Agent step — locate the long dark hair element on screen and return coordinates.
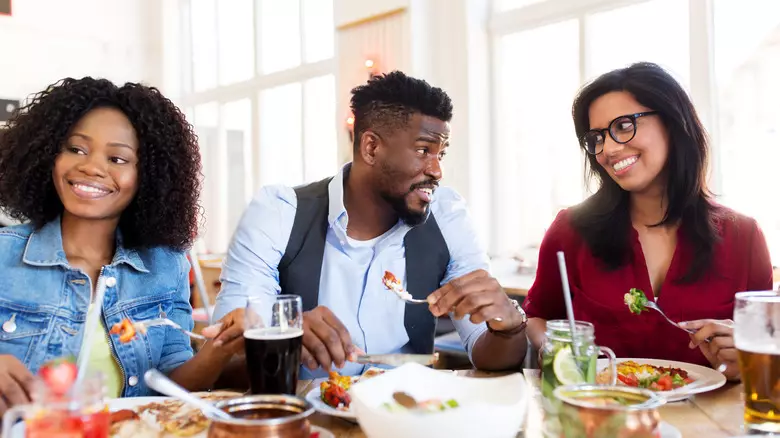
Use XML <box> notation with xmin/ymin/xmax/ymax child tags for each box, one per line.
<box><xmin>569</xmin><ymin>62</ymin><xmax>722</xmax><ymax>282</ymax></box>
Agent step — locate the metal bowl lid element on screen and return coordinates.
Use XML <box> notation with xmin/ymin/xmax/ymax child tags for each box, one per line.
<box><xmin>553</xmin><ymin>384</ymin><xmax>666</xmax><ymax>411</ymax></box>
<box><xmin>209</xmin><ymin>394</ymin><xmax>315</xmax><ymax>427</ymax></box>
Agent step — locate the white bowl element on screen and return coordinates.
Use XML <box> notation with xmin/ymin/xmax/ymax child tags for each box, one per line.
<box><xmin>350</xmin><ymin>363</ymin><xmax>527</xmax><ymax>438</ymax></box>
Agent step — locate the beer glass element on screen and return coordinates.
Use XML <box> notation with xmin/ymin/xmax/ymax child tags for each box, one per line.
<box><xmin>244</xmin><ymin>295</ymin><xmax>303</xmax><ymax>395</ymax></box>
<box><xmin>734</xmin><ymin>291</ymin><xmax>780</xmax><ymax>434</ymax></box>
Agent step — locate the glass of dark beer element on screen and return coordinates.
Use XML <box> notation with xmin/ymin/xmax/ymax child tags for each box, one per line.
<box><xmin>244</xmin><ymin>295</ymin><xmax>303</xmax><ymax>395</ymax></box>
<box><xmin>734</xmin><ymin>291</ymin><xmax>780</xmax><ymax>434</ymax></box>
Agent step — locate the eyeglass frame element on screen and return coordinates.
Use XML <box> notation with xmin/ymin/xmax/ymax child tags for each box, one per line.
<box><xmin>580</xmin><ymin>111</ymin><xmax>659</xmax><ymax>155</ymax></box>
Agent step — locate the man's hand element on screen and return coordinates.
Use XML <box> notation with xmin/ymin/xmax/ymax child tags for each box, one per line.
<box><xmin>205</xmin><ymin>306</ymin><xmax>360</xmax><ymax>372</ymax></box>
<box><xmin>301</xmin><ymin>306</ymin><xmax>357</xmax><ymax>371</ymax></box>
<box><xmin>427</xmin><ymin>270</ymin><xmax>523</xmax><ymax>332</ymax></box>
<box><xmin>0</xmin><ymin>355</ymin><xmax>34</xmax><ymax>416</ymax></box>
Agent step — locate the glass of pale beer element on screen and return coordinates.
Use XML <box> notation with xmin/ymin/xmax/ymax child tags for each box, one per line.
<box><xmin>734</xmin><ymin>291</ymin><xmax>780</xmax><ymax>434</ymax></box>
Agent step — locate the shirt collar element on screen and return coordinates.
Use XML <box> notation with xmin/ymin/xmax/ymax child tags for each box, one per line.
<box><xmin>23</xmin><ymin>217</ymin><xmax>149</xmax><ymax>273</ymax></box>
<box><xmin>327</xmin><ymin>162</ymin><xmax>350</xmax><ymax>229</ymax></box>
<box><xmin>328</xmin><ymin>162</ymin><xmax>416</xmax><ymax>238</ymax></box>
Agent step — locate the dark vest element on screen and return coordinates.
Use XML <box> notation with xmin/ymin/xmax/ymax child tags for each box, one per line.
<box><xmin>278</xmin><ymin>177</ymin><xmax>450</xmax><ymax>354</ymax></box>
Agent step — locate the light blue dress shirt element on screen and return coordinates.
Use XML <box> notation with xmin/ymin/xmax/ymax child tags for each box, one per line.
<box><xmin>213</xmin><ymin>164</ymin><xmax>490</xmax><ymax>377</ymax></box>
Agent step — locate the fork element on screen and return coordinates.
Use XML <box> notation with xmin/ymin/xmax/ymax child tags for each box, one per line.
<box><xmin>644</xmin><ymin>301</ymin><xmax>725</xmax><ymax>344</ymax></box>
<box><xmin>133</xmin><ymin>318</ymin><xmax>208</xmax><ymax>341</ymax></box>
<box><xmin>381</xmin><ymin>277</ymin><xmax>505</xmax><ymax>322</ymax></box>
<box><xmin>382</xmin><ymin>278</ymin><xmax>428</xmax><ymax>304</ymax></box>
<box><xmin>644</xmin><ymin>301</ymin><xmax>696</xmax><ymax>335</ymax></box>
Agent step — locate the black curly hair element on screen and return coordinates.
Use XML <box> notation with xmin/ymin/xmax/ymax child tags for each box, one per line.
<box><xmin>350</xmin><ymin>71</ymin><xmax>453</xmax><ymax>152</ymax></box>
<box><xmin>0</xmin><ymin>77</ymin><xmax>202</xmax><ymax>251</ymax></box>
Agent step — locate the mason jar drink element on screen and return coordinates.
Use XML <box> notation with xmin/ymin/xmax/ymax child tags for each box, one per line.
<box><xmin>540</xmin><ymin>320</ymin><xmax>617</xmax><ymax>400</ymax></box>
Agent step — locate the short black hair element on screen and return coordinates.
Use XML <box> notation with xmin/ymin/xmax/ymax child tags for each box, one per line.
<box><xmin>0</xmin><ymin>77</ymin><xmax>202</xmax><ymax>251</ymax></box>
<box><xmin>570</xmin><ymin>62</ymin><xmax>720</xmax><ymax>282</ymax></box>
<box><xmin>349</xmin><ymin>71</ymin><xmax>453</xmax><ymax>151</ymax></box>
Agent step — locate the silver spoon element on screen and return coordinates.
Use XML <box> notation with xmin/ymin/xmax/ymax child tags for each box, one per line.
<box><xmin>144</xmin><ymin>369</ymin><xmax>233</xmax><ymax>420</ymax></box>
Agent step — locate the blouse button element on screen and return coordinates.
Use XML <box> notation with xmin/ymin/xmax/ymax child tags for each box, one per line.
<box><xmin>128</xmin><ymin>376</ymin><xmax>139</xmax><ymax>387</ymax></box>
<box><xmin>105</xmin><ymin>277</ymin><xmax>117</xmax><ymax>288</ymax></box>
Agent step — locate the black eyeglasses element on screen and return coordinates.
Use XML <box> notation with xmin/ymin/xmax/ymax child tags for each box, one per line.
<box><xmin>580</xmin><ymin>111</ymin><xmax>659</xmax><ymax>155</ymax></box>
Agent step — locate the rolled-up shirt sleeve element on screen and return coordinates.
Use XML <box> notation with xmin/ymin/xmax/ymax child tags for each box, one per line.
<box><xmin>212</xmin><ymin>185</ymin><xmax>296</xmax><ymax>322</ymax></box>
<box><xmin>431</xmin><ymin>188</ymin><xmax>491</xmax><ymax>360</ymax></box>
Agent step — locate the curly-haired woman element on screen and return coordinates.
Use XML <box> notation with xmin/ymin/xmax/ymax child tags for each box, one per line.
<box><xmin>0</xmin><ymin>77</ymin><xmax>230</xmax><ymax>413</ymax></box>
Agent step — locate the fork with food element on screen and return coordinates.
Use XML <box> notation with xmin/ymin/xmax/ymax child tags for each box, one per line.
<box><xmin>382</xmin><ymin>271</ymin><xmax>428</xmax><ymax>304</ymax></box>
<box><xmin>110</xmin><ymin>317</ymin><xmax>209</xmax><ymax>343</ymax></box>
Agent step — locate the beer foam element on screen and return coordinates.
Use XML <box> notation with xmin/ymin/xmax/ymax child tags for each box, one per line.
<box><xmin>736</xmin><ymin>342</ymin><xmax>780</xmax><ymax>355</ymax></box>
<box><xmin>244</xmin><ymin>327</ymin><xmax>303</xmax><ymax>340</ymax></box>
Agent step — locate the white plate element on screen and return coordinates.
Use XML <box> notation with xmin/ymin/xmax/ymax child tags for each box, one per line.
<box><xmin>597</xmin><ymin>358</ymin><xmax>727</xmax><ymax>402</ymax></box>
<box><xmin>311</xmin><ymin>425</ymin><xmax>336</xmax><ymax>438</ymax></box>
<box><xmin>659</xmin><ymin>421</ymin><xmax>682</xmax><ymax>438</ymax></box>
<box><xmin>305</xmin><ymin>377</ymin><xmax>359</xmax><ymax>421</ymax></box>
<box><xmin>10</xmin><ymin>396</ymin><xmax>335</xmax><ymax>438</ymax></box>
<box><xmin>7</xmin><ymin>397</ymin><xmax>179</xmax><ymax>438</ymax></box>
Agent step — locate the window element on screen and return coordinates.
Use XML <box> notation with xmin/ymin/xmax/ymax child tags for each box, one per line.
<box><xmin>259</xmin><ymin>0</ymin><xmax>301</xmax><ymax>74</ymax></box>
<box><xmin>491</xmin><ymin>0</ymin><xmax>780</xmax><ymax>264</ymax></box>
<box><xmin>260</xmin><ymin>83</ymin><xmax>303</xmax><ymax>186</ymax></box>
<box><xmin>585</xmin><ymin>0</ymin><xmax>689</xmax><ymax>86</ymax></box>
<box><xmin>218</xmin><ymin>0</ymin><xmax>255</xmax><ymax>85</ymax></box>
<box><xmin>713</xmin><ymin>0</ymin><xmax>780</xmax><ymax>261</ymax></box>
<box><xmin>494</xmin><ymin>19</ymin><xmax>581</xmax><ymax>256</ymax></box>
<box><xmin>177</xmin><ymin>0</ymin><xmax>337</xmax><ymax>253</ymax></box>
<box><xmin>190</xmin><ymin>0</ymin><xmax>217</xmax><ymax>92</ymax></box>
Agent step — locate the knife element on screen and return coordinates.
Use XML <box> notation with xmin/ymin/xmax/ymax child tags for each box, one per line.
<box><xmin>355</xmin><ymin>352</ymin><xmax>439</xmax><ymax>367</ymax></box>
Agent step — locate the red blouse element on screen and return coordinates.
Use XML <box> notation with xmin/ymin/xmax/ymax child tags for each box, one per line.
<box><xmin>523</xmin><ymin>206</ymin><xmax>773</xmax><ymax>367</ymax></box>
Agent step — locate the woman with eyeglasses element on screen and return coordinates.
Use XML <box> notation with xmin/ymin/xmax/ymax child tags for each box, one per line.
<box><xmin>523</xmin><ymin>62</ymin><xmax>772</xmax><ymax>380</ymax></box>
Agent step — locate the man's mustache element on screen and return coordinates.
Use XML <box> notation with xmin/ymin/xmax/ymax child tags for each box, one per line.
<box><xmin>409</xmin><ymin>180</ymin><xmax>439</xmax><ymax>192</ymax></box>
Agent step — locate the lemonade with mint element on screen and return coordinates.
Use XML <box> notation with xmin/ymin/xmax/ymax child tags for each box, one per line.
<box><xmin>540</xmin><ymin>320</ymin><xmax>612</xmax><ymax>400</ymax></box>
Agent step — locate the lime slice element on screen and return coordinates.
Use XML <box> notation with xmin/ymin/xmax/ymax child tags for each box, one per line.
<box><xmin>553</xmin><ymin>347</ymin><xmax>586</xmax><ymax>385</ymax></box>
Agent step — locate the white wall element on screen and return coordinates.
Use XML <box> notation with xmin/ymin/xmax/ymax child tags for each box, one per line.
<box><xmin>0</xmin><ymin>0</ymin><xmax>163</xmax><ymax>102</ymax></box>
<box><xmin>334</xmin><ymin>0</ymin><xmax>409</xmax><ymax>29</ymax></box>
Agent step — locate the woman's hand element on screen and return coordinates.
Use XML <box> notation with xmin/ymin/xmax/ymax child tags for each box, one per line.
<box><xmin>0</xmin><ymin>355</ymin><xmax>34</xmax><ymax>416</ymax></box>
<box><xmin>680</xmin><ymin>319</ymin><xmax>740</xmax><ymax>380</ymax></box>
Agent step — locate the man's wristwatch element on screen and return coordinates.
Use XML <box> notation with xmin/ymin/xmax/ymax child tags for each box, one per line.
<box><xmin>486</xmin><ymin>298</ymin><xmax>528</xmax><ymax>338</ymax></box>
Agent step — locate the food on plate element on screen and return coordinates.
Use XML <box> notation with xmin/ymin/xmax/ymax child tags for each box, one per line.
<box><xmin>359</xmin><ymin>367</ymin><xmax>386</xmax><ymax>381</ymax></box>
<box><xmin>624</xmin><ymin>288</ymin><xmax>648</xmax><ymax>315</ymax></box>
<box><xmin>109</xmin><ymin>409</ymin><xmax>140</xmax><ymax>423</ymax></box>
<box><xmin>382</xmin><ymin>398</ymin><xmax>459</xmax><ymax>413</ymax></box>
<box><xmin>39</xmin><ymin>356</ymin><xmax>78</xmax><ymax>396</ymax></box>
<box><xmin>108</xmin><ymin>391</ymin><xmax>240</xmax><ymax>437</ymax></box>
<box><xmin>320</xmin><ymin>371</ymin><xmax>352</xmax><ymax>410</ymax></box>
<box><xmin>597</xmin><ymin>360</ymin><xmax>694</xmax><ymax>391</ymax></box>
<box><xmin>110</xmin><ymin>318</ymin><xmax>137</xmax><ymax>343</ymax></box>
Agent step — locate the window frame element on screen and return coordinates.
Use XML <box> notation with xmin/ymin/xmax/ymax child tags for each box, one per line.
<box><xmin>174</xmin><ymin>0</ymin><xmax>337</xmax><ymax>253</ymax></box>
<box><xmin>487</xmin><ymin>0</ymin><xmax>719</xmax><ymax>255</ymax></box>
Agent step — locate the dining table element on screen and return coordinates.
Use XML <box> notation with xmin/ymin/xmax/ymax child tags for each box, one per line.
<box><xmin>296</xmin><ymin>368</ymin><xmax>747</xmax><ymax>437</ymax></box>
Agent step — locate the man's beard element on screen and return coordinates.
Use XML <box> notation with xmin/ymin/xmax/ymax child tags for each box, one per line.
<box><xmin>381</xmin><ymin>191</ymin><xmax>429</xmax><ymax>226</ymax></box>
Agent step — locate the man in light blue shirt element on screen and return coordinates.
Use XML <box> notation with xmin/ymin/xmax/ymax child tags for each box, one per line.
<box><xmin>208</xmin><ymin>71</ymin><xmax>527</xmax><ymax>377</ymax></box>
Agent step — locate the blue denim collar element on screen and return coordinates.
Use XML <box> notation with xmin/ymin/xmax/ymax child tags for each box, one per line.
<box><xmin>22</xmin><ymin>217</ymin><xmax>149</xmax><ymax>273</ymax></box>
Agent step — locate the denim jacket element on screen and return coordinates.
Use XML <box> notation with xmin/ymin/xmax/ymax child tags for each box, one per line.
<box><xmin>0</xmin><ymin>218</ymin><xmax>194</xmax><ymax>397</ymax></box>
